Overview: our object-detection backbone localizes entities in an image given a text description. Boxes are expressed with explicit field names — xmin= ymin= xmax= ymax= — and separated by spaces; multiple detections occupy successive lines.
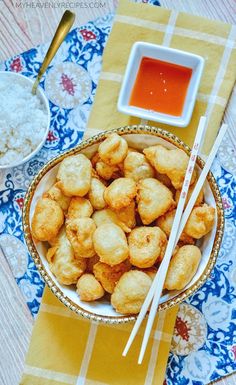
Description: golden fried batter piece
xmin=57 ymin=154 xmax=92 ymax=197
xmin=93 ymin=260 xmax=131 ymax=293
xmin=175 ymin=183 xmax=204 ymax=208
xmin=111 ymin=270 xmax=152 ymax=314
xmin=46 ymin=229 xmax=86 ymax=285
xmin=164 ymin=245 xmax=201 ymax=290
xmin=76 ymin=274 xmax=104 ymax=301
xmin=156 ymin=210 xmax=195 ymax=244
xmin=144 ymin=145 xmax=196 ymax=189
xmin=93 ymin=223 xmax=129 ymax=266
xmin=97 ymin=162 xmax=122 ymax=180
xmin=86 ymin=254 xmax=100 ymax=273
xmin=184 ymin=204 xmax=215 ymax=239
xmin=92 ymin=208 xmax=131 ymax=233
xmin=137 ymin=178 xmax=175 ymax=225
xmin=32 ymin=197 xmax=64 ymax=242
xmin=66 ymin=218 xmax=96 ymax=258
xmin=98 ymin=133 xmax=128 ymax=165
xmin=115 ymin=201 xmax=136 ymax=230
xmin=104 ymin=177 xmax=137 ymax=210
xmin=44 ymin=182 xmax=71 ymax=212
xmin=88 ymin=177 xmax=106 ymax=210
xmin=128 ymin=226 xmax=167 ymax=268
xmin=124 ymin=151 xmax=154 ymax=182
xmin=92 ymin=152 xmax=123 ymax=181
xmin=67 ymin=197 xmax=93 ymax=220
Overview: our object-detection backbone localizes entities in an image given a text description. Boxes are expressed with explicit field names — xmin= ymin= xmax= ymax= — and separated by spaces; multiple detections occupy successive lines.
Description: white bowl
xmin=117 ymin=42 xmax=204 ymax=127
xmin=0 ymin=71 xmax=50 ymax=169
xmin=23 ymin=126 xmax=224 ymax=324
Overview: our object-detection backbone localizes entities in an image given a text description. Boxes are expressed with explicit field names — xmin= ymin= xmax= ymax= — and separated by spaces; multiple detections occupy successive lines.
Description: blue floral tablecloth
xmin=0 ymin=2 xmax=235 ymax=384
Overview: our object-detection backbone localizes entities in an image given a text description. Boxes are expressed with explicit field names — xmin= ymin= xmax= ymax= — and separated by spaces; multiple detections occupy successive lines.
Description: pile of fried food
xmin=32 ymin=133 xmax=215 ymax=315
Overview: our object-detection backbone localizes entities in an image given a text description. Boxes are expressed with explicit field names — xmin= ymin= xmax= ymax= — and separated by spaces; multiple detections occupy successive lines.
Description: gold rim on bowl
xmin=22 ymin=125 xmax=225 ymax=324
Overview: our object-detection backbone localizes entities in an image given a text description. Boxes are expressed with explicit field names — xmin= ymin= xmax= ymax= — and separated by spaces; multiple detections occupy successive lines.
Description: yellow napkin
xmin=21 ymin=1 xmax=236 ymax=385
xmin=21 ymin=288 xmax=178 ymax=385
xmin=85 ymin=0 xmax=236 ymax=155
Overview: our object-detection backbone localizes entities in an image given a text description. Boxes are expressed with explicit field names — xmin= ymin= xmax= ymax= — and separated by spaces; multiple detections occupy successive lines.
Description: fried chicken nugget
xmin=88 ymin=177 xmax=106 ymax=210
xmin=124 ymin=151 xmax=154 ymax=182
xmin=76 ymin=274 xmax=104 ymax=301
xmin=115 ymin=201 xmax=136 ymax=230
xmin=156 ymin=209 xmax=195 ymax=244
xmin=164 ymin=245 xmax=201 ymax=290
xmin=97 ymin=162 xmax=122 ymax=180
xmin=44 ymin=182 xmax=71 ymax=211
xmin=92 ymin=152 xmax=123 ymax=181
xmin=67 ymin=197 xmax=93 ymax=220
xmin=93 ymin=223 xmax=129 ymax=266
xmin=66 ymin=218 xmax=96 ymax=258
xmin=137 ymin=178 xmax=175 ymax=225
xmin=175 ymin=183 xmax=204 ymax=208
xmin=92 ymin=208 xmax=131 ymax=233
xmin=128 ymin=226 xmax=167 ymax=268
xmin=93 ymin=260 xmax=131 ymax=293
xmin=98 ymin=133 xmax=128 ymax=165
xmin=104 ymin=177 xmax=137 ymax=210
xmin=46 ymin=229 xmax=86 ymax=285
xmin=32 ymin=197 xmax=64 ymax=242
xmin=57 ymin=154 xmax=92 ymax=197
xmin=184 ymin=204 xmax=215 ymax=239
xmin=144 ymin=145 xmax=196 ymax=189
xmin=111 ymin=270 xmax=152 ymax=314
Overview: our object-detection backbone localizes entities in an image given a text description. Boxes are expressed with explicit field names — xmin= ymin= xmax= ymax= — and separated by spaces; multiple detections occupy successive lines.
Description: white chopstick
xmin=124 ymin=121 xmax=227 ymax=362
xmin=176 ymin=123 xmax=228 ymax=242
xmin=138 ymin=122 xmax=228 ymax=363
xmin=123 ymin=116 xmax=207 ymax=359
xmin=137 ymin=116 xmax=208 ymax=364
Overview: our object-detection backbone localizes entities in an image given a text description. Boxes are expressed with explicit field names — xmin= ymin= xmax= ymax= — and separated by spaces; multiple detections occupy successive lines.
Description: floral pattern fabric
xmin=0 ymin=1 xmax=235 ymax=384
xmin=166 ymin=147 xmax=236 ymax=384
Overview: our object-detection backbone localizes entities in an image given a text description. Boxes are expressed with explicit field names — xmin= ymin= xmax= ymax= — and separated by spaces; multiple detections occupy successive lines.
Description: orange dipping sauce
xmin=129 ymin=57 xmax=192 ymax=116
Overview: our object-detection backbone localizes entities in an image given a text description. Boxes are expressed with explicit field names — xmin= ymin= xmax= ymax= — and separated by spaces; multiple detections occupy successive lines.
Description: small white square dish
xmin=117 ymin=42 xmax=204 ymax=127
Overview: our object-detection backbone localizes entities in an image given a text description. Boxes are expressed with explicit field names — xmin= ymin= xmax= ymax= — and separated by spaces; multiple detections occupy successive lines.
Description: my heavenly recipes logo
xmin=14 ymin=1 xmax=107 ymax=8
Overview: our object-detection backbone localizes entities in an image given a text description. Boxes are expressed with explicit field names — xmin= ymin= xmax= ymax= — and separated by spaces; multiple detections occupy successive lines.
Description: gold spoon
xmin=32 ymin=10 xmax=75 ymax=95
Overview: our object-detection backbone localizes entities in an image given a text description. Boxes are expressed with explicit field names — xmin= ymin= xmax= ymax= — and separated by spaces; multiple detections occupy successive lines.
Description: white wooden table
xmin=0 ymin=1 xmax=235 ymax=384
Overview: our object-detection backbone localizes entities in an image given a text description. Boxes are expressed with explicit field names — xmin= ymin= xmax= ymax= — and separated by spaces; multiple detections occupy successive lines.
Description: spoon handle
xmin=32 ymin=10 xmax=75 ymax=94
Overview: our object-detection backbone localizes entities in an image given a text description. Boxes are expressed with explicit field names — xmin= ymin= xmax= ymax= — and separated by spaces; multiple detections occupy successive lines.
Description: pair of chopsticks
xmin=123 ymin=116 xmax=228 ymax=364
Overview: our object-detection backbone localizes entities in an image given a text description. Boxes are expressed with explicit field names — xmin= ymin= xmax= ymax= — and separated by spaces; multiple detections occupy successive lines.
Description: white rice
xmin=0 ymin=76 xmax=48 ymax=166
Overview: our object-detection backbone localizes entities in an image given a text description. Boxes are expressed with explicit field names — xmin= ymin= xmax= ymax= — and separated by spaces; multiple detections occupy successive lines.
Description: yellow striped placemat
xmin=85 ymin=0 xmax=236 ymax=155
xmin=21 ymin=288 xmax=178 ymax=385
xmin=21 ymin=1 xmax=236 ymax=384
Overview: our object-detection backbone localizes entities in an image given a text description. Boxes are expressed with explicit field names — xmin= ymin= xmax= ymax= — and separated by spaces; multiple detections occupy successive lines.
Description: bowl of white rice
xmin=0 ymin=71 xmax=50 ymax=168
